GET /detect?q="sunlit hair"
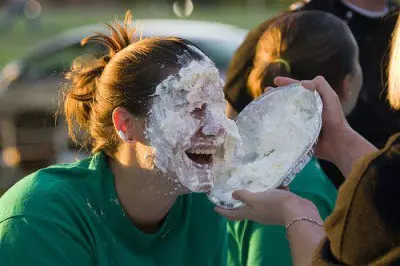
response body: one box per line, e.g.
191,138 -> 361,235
247,11 -> 357,99
388,17 -> 400,110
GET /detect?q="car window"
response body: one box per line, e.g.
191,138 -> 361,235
17,38 -> 239,82
192,39 -> 239,71
21,42 -> 105,81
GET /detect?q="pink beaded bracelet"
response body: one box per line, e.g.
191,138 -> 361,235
285,217 -> 323,239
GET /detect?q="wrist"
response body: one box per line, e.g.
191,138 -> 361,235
330,124 -> 378,176
329,123 -> 357,164
281,195 -> 322,226
285,217 -> 323,239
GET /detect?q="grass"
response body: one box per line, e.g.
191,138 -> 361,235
0,4 -> 284,67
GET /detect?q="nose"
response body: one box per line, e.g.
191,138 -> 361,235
201,121 -> 226,137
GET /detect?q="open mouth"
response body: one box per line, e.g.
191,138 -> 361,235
185,147 -> 216,166
185,151 -> 213,165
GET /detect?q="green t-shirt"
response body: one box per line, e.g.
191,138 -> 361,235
227,157 -> 337,266
0,152 -> 227,266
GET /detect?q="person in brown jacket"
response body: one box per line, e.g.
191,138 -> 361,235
216,7 -> 400,265
217,75 -> 380,265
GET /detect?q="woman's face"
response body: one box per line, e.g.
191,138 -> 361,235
146,52 -> 240,193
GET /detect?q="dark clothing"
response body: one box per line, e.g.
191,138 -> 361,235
301,0 -> 400,187
313,133 -> 400,265
300,0 -> 400,148
225,0 -> 399,146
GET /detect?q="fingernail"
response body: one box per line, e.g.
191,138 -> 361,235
232,191 -> 240,200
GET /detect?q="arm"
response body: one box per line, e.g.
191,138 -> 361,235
328,126 -> 377,177
286,214 -> 325,266
0,216 -> 93,266
282,194 -> 326,266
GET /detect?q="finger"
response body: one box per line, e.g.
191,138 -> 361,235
274,77 -> 299,87
299,80 -> 316,92
301,76 -> 336,97
214,206 -> 251,221
232,189 -> 258,204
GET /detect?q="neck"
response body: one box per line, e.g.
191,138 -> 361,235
110,143 -> 185,233
344,0 -> 387,12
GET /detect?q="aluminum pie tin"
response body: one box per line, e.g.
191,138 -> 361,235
207,83 -> 322,210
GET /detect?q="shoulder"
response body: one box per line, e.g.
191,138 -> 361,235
0,157 -> 101,263
386,2 -> 400,25
388,0 -> 400,11
0,214 -> 94,265
314,134 -> 400,265
0,157 -> 94,222
368,133 -> 400,227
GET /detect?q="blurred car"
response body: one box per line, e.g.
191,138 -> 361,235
0,19 -> 247,187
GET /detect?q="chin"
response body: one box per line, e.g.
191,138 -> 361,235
173,182 -> 212,194
178,166 -> 214,193
170,150 -> 215,192
187,183 -> 213,193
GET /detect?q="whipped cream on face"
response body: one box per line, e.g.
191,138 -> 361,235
211,85 -> 321,205
145,45 -> 241,192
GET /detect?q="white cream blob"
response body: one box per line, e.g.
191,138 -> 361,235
145,45 -> 241,193
210,85 -> 322,206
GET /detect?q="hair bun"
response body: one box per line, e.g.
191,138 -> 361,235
82,10 -> 137,58
247,57 -> 291,98
269,58 -> 291,73
63,10 -> 138,148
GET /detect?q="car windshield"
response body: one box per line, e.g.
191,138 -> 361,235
20,42 -> 105,81
12,35 -> 241,84
193,39 -> 239,71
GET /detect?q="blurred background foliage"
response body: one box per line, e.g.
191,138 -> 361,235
0,0 -> 298,66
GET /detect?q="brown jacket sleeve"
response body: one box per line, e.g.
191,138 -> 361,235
313,133 -> 400,265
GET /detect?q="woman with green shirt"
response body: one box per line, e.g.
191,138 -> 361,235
0,11 -> 240,266
224,11 -> 362,266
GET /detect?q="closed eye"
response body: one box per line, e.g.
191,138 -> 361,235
174,103 -> 186,109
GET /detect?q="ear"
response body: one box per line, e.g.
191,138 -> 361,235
112,107 -> 139,144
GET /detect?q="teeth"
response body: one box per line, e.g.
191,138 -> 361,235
187,148 -> 217,155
